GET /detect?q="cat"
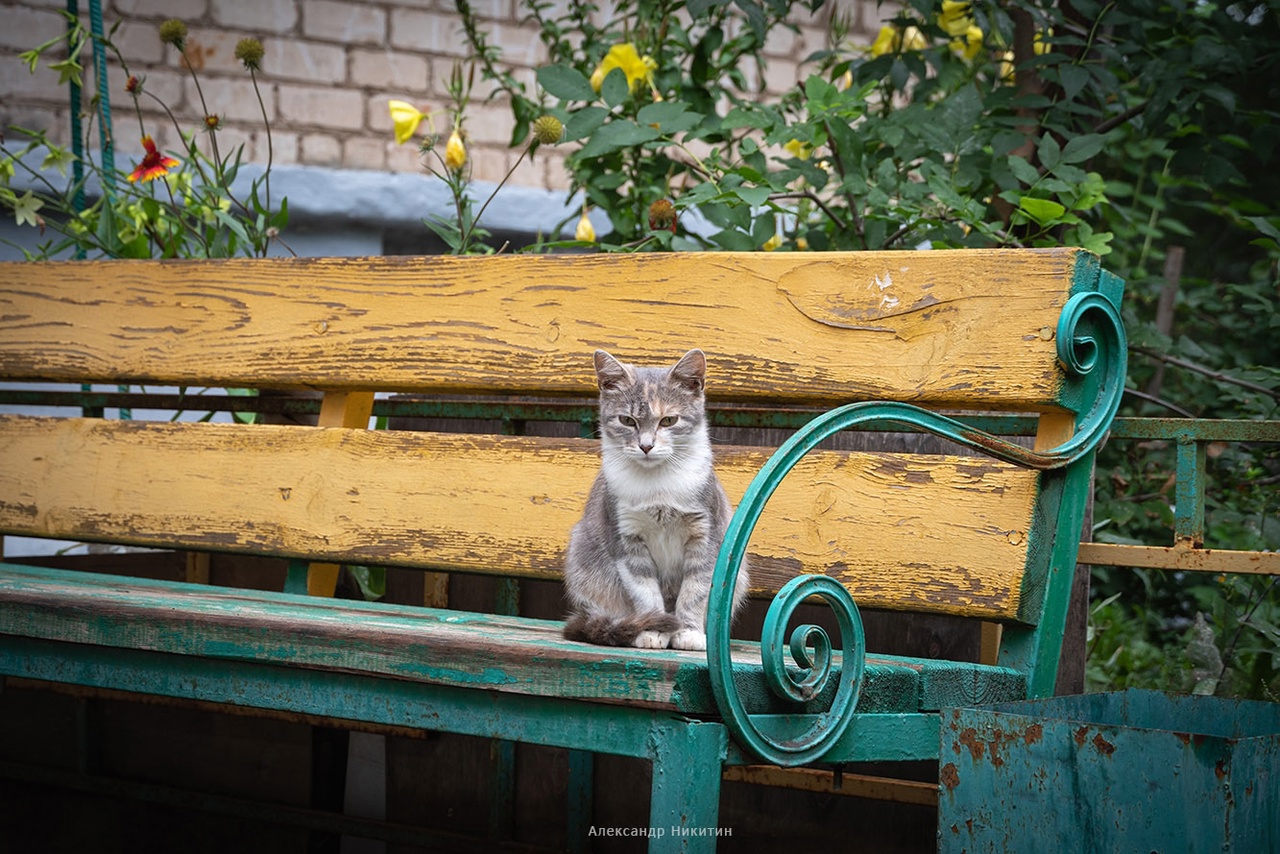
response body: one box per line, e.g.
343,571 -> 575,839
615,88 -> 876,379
562,349 -> 749,651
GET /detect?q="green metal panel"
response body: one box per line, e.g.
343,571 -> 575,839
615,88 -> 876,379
940,690 -> 1280,853
1175,436 -> 1208,546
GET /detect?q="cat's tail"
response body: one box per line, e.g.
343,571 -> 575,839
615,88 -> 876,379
563,611 -> 680,646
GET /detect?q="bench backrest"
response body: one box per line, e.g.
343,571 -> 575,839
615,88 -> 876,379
0,250 -> 1123,642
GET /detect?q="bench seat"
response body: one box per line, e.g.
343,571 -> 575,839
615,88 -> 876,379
0,563 -> 1026,721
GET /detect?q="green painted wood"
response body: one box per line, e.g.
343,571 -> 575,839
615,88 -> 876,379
646,719 -> 728,853
0,563 -> 1024,722
723,714 -> 944,766
0,634 -> 687,758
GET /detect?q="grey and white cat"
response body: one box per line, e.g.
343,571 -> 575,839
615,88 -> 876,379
562,349 -> 748,651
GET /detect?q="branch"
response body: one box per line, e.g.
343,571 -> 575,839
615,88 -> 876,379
1131,346 -> 1280,401
1122,387 -> 1198,418
1094,101 -> 1148,135
768,191 -> 848,233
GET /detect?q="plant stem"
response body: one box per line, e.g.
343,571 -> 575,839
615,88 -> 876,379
250,68 -> 273,214
463,144 -> 531,250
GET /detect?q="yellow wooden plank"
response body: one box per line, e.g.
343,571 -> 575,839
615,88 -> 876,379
0,415 -> 1040,620
184,552 -> 210,584
308,390 -> 377,597
0,249 -> 1090,409
1077,542 -> 1280,575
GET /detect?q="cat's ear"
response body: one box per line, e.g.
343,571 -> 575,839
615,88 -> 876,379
594,350 -> 633,391
669,349 -> 706,393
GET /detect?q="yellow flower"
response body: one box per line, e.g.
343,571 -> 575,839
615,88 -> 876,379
590,43 -> 657,93
444,129 -> 466,171
937,2 -> 974,37
784,139 -> 813,160
796,236 -> 809,250
575,208 -> 596,242
762,232 -> 783,251
952,24 -> 984,60
870,24 -> 926,58
389,100 -> 431,145
836,69 -> 853,90
999,31 -> 1052,81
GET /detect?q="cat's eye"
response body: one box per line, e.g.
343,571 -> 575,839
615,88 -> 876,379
618,415 -> 638,428
658,416 -> 679,428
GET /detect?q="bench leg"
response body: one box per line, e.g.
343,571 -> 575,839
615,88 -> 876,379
647,719 -> 727,854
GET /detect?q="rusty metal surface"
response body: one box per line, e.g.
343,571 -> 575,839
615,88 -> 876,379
939,690 -> 1280,852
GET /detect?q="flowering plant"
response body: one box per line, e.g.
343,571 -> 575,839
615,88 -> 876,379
389,59 -> 564,254
458,0 -> 1118,254
1,17 -> 287,259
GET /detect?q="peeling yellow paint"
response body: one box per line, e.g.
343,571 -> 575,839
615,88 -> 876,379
0,250 -> 1086,409
0,414 -> 1039,620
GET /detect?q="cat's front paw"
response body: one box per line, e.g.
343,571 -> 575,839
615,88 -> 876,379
670,629 -> 707,651
634,630 -> 671,649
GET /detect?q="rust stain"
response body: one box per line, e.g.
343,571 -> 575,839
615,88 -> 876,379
940,762 -> 960,792
958,728 -> 985,761
1215,760 -> 1228,780
1092,733 -> 1116,757
1074,726 -> 1089,748
1024,723 -> 1043,745
989,729 -> 1005,768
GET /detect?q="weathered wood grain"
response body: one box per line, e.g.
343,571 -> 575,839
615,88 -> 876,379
0,414 -> 1039,620
0,249 -> 1094,409
0,563 -> 1026,714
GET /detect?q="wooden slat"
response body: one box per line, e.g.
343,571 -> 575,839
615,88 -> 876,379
721,766 -> 939,806
0,414 -> 1041,620
0,563 -> 1025,714
0,249 -> 1094,409
1077,542 -> 1280,575
307,390 -> 377,596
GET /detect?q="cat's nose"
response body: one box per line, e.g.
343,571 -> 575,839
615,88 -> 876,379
639,443 -> 654,454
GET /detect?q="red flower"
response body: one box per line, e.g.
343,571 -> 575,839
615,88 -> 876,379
127,136 -> 179,184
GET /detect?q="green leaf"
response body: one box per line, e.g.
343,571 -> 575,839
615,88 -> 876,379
687,0 -> 722,17
1037,134 -> 1061,171
576,120 -> 660,159
636,101 -> 686,126
722,107 -> 770,130
536,64 -> 595,101
1062,134 -> 1107,165
1018,196 -> 1067,225
1008,155 -> 1041,186
1246,216 -> 1280,240
708,227 -> 755,251
348,566 -> 386,601
636,101 -> 702,135
564,106 -> 608,142
1058,64 -> 1091,102
734,186 -> 772,208
601,67 -> 629,108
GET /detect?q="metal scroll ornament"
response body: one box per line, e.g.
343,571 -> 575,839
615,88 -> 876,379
706,290 -> 1127,765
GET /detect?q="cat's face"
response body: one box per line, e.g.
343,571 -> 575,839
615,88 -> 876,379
594,350 -> 707,466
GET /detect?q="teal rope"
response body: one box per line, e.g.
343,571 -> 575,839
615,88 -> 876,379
89,0 -> 114,194
66,0 -> 85,215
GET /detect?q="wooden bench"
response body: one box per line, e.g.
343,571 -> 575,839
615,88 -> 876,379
0,249 -> 1125,849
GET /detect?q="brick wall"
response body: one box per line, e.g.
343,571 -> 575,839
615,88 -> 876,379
2,0 -> 882,193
